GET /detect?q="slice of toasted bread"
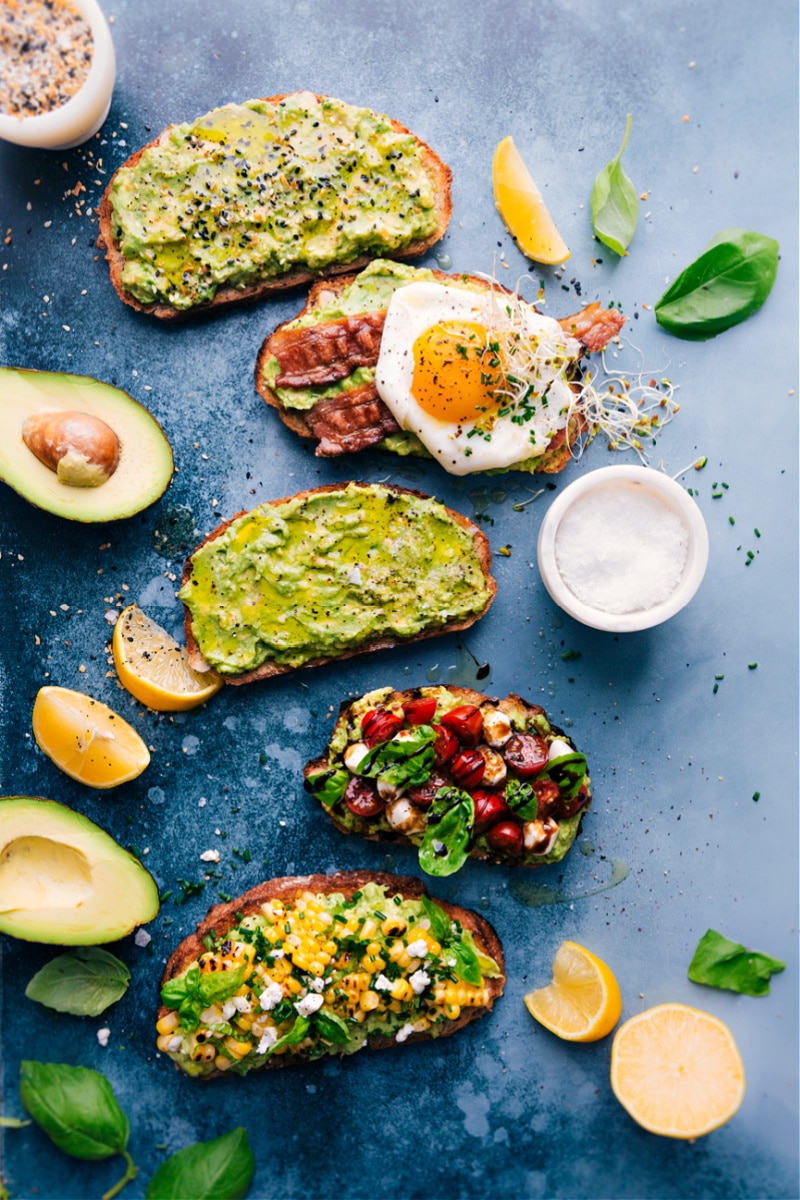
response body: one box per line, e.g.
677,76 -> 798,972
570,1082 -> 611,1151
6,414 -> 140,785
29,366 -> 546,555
97,93 -> 452,320
254,264 -> 590,473
181,483 -> 496,685
304,685 -> 592,869
159,870 -> 505,1077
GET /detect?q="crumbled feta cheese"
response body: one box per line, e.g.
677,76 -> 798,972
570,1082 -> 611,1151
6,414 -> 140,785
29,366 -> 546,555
418,918 -> 431,931
347,564 -> 363,585
167,1035 -> 183,1052
409,969 -> 431,994
294,992 -> 324,1018
232,995 -> 251,1013
200,849 -> 220,863
374,974 -> 392,992
257,1027 -> 278,1055
221,1000 -> 237,1021
269,948 -> 285,959
134,928 -> 151,947
258,982 -> 284,1012
406,939 -> 429,958
308,976 -> 325,993
96,1027 -> 110,1047
395,1023 -> 416,1043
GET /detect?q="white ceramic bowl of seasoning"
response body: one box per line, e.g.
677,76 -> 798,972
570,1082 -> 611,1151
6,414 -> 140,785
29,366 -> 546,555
0,0 -> 115,150
537,464 -> 709,632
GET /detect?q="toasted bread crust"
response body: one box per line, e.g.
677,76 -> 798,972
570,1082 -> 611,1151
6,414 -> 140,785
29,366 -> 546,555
305,686 -> 589,867
97,94 -> 452,321
159,870 -> 505,1076
181,483 -> 496,685
254,268 -> 585,473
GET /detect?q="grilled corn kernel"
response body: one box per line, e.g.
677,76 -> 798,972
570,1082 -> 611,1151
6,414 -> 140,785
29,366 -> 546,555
390,978 -> 413,1002
224,1037 -> 252,1059
156,1011 -> 180,1035
360,990 -> 381,1012
361,918 -> 378,940
444,1003 -> 461,1020
323,940 -> 338,957
191,1043 -> 216,1063
381,915 -> 407,937
157,1033 -> 177,1052
214,1055 -> 233,1071
361,953 -> 387,975
235,1015 -> 253,1032
286,977 -> 303,994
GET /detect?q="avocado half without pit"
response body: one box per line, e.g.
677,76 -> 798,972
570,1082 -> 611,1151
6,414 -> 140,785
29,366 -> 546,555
0,796 -> 159,944
0,366 -> 173,521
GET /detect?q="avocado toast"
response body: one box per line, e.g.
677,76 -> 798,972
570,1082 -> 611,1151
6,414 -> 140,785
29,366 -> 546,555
304,685 -> 591,874
98,93 -> 452,319
157,870 -> 505,1077
180,482 -> 495,684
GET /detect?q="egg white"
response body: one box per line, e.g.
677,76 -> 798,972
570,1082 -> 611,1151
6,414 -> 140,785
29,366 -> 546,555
375,281 -> 582,475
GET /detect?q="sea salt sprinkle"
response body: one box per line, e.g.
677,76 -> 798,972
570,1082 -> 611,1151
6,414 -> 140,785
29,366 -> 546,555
0,0 -> 93,117
554,481 -> 689,614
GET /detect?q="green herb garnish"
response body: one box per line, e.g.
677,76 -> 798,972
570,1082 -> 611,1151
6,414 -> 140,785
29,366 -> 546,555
590,113 -> 638,256
688,928 -> 785,996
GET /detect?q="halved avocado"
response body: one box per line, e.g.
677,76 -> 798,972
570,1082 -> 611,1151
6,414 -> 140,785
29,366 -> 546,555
0,366 -> 173,521
0,796 -> 159,943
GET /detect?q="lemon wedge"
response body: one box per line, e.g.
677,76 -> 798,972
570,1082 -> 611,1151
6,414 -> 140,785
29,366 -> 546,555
610,1003 -> 746,1139
524,940 -> 622,1042
493,135 -> 571,265
113,603 -> 222,712
32,686 -> 150,789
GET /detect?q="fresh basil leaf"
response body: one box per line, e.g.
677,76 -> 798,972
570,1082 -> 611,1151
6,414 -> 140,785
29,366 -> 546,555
358,726 -> 436,789
655,228 -> 779,340
421,895 -> 451,944
146,1127 -> 254,1200
313,1009 -> 352,1045
267,1015 -> 310,1056
20,1061 -> 130,1162
505,778 -> 538,822
418,787 -> 474,878
270,997 -> 296,1025
537,753 -> 587,804
160,964 -> 246,1033
591,113 -> 638,256
306,767 -> 349,809
462,930 -> 502,980
448,941 -> 482,987
688,928 -> 786,996
198,965 -> 247,1005
25,947 -> 130,1018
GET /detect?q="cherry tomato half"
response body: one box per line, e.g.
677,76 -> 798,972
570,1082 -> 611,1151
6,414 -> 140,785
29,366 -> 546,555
472,789 -> 510,835
361,708 -> 403,748
532,778 -> 561,817
504,733 -> 550,776
432,723 -> 458,765
344,776 -> 385,818
440,705 -> 483,747
486,818 -> 524,857
559,782 -> 591,819
403,696 -> 437,725
407,771 -> 449,809
449,748 -> 486,789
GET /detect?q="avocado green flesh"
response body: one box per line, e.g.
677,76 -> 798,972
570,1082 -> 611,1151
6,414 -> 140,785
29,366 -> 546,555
180,485 -> 491,676
0,797 -> 159,944
109,95 -> 440,310
260,259 -> 578,473
0,367 -> 173,522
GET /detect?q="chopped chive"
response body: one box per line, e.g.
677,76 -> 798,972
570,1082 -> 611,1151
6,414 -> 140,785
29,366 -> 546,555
729,516 -> 735,525
713,683 -> 719,694
561,649 -> 582,661
754,528 -> 761,537
752,791 -> 761,802
694,456 -> 707,470
748,662 -> 758,670
715,674 -> 724,680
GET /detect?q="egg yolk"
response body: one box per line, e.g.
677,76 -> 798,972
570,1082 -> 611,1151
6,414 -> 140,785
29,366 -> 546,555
411,320 -> 505,424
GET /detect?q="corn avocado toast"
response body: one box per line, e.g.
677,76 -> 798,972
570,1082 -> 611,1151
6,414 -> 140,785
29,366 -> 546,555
157,871 -> 504,1077
304,686 -> 592,875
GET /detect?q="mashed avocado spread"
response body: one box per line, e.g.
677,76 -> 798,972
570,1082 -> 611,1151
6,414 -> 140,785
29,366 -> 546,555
180,484 -> 491,675
109,94 -> 440,310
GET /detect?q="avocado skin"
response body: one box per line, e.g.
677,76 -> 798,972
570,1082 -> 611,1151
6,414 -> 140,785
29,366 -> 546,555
0,796 -> 159,944
0,366 -> 173,522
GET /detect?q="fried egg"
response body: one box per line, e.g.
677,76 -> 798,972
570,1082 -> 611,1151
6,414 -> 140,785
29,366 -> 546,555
375,281 -> 582,475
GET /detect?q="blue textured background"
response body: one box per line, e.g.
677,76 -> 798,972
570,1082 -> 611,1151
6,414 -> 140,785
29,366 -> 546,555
0,1 -> 797,1197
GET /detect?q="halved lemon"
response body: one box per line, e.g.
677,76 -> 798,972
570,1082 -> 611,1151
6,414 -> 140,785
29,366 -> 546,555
112,603 -> 223,712
524,940 -> 622,1042
493,135 -> 571,265
32,686 -> 150,789
610,1002 -> 746,1139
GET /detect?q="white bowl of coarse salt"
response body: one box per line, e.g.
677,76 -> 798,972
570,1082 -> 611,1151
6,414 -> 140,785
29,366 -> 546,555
537,465 -> 709,632
0,0 -> 115,150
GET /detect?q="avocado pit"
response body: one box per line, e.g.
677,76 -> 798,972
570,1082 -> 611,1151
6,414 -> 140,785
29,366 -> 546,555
22,409 -> 121,487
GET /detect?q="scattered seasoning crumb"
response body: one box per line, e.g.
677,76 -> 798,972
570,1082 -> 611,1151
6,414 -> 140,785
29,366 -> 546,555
0,0 -> 94,117
96,1027 -> 110,1047
497,545 -> 511,557
561,649 -> 582,662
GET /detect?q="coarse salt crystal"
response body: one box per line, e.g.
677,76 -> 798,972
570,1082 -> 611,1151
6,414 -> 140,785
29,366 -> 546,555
555,481 -> 688,614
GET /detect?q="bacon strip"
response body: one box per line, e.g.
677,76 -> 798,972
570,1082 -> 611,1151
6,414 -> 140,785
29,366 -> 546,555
304,382 -> 400,457
557,301 -> 626,352
272,311 -> 386,388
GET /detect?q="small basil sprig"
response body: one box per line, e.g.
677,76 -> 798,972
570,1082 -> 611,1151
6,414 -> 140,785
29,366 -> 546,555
688,929 -> 786,996
591,113 -> 638,256
146,1127 -> 254,1200
267,1014 -> 310,1056
655,229 -> 779,339
20,1062 -> 137,1200
160,963 -> 247,1032
305,766 -> 349,809
535,752 -> 587,805
314,1009 -> 352,1045
505,778 -> 539,821
357,725 -> 436,789
420,896 -> 482,985
418,786 -> 474,878
26,947 -> 130,1018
